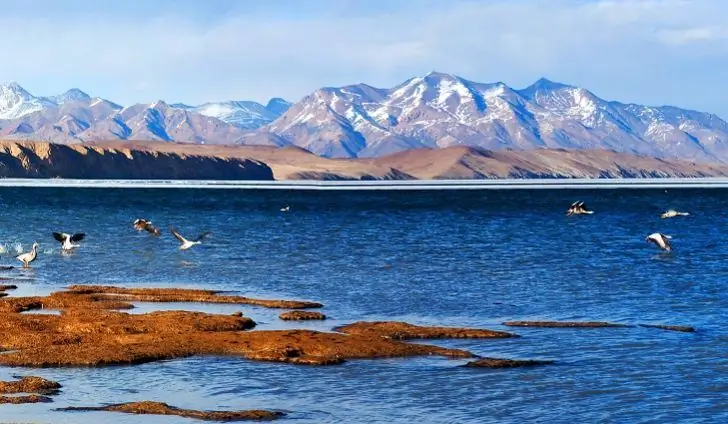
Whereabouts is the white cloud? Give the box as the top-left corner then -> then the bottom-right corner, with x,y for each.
0,0 -> 726,116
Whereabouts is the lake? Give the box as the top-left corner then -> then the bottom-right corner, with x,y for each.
0,186 -> 725,423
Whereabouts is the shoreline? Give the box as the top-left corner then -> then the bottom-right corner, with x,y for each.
1,177 -> 728,189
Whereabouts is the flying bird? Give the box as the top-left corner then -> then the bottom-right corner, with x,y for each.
280,206 -> 290,212
567,201 -> 593,216
16,242 -> 39,268
170,227 -> 211,250
646,232 -> 673,252
660,210 -> 690,219
133,218 -> 161,236
52,232 -> 85,251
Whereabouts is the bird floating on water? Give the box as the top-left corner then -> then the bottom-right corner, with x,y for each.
133,218 -> 161,236
280,206 -> 290,212
16,242 -> 39,268
170,227 -> 211,250
660,210 -> 690,219
567,201 -> 593,216
646,232 -> 672,252
52,232 -> 85,251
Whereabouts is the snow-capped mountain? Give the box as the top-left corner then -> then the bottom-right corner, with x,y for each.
256,71 -> 728,161
42,88 -> 92,105
0,83 -> 290,143
191,100 -> 283,129
0,82 -> 56,120
2,74 -> 728,162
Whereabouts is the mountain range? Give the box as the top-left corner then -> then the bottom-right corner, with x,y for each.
2,72 -> 728,163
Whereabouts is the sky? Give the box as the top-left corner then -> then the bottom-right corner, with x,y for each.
1,0 -> 727,116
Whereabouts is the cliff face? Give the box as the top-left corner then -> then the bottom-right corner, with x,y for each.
0,141 -> 273,180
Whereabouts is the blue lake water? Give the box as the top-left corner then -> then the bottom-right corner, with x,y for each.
0,187 -> 726,423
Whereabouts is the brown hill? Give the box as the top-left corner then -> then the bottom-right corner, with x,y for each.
0,140 -> 272,180
87,140 -> 728,180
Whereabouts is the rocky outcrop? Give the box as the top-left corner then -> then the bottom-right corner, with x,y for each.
335,321 -> 518,339
279,311 -> 327,321
639,324 -> 696,333
0,376 -> 61,404
0,285 -> 473,368
0,140 -> 273,180
463,358 -> 555,368
58,401 -> 285,421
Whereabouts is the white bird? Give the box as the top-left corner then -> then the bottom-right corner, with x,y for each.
16,242 -> 39,268
170,227 -> 211,250
646,232 -> 673,252
660,210 -> 690,219
52,232 -> 85,251
280,206 -> 290,212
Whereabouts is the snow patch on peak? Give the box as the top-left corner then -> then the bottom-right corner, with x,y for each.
0,82 -> 54,119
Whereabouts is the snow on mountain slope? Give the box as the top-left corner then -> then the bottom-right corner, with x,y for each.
0,82 -> 56,119
192,101 -> 280,129
259,71 -> 728,161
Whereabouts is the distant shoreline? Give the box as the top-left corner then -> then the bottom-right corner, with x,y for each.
2,178 -> 728,190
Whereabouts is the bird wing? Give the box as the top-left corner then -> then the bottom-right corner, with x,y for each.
144,223 -> 160,235
193,231 -> 211,242
52,232 -> 67,242
170,227 -> 187,243
70,233 -> 85,242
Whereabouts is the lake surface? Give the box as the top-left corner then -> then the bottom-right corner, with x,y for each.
0,187 -> 726,423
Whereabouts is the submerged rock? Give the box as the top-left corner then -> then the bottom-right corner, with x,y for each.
503,321 -> 629,328
639,324 -> 696,333
64,285 -> 324,309
336,321 -> 518,340
57,401 -> 284,421
279,311 -> 327,321
463,358 -> 555,368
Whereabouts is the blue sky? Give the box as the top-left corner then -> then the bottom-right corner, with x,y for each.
2,0 -> 727,117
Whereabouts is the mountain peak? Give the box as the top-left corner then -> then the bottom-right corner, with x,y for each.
266,97 -> 292,115
0,81 -> 32,97
423,71 -> 458,81
529,77 -> 570,91
517,77 -> 573,99
48,88 -> 92,104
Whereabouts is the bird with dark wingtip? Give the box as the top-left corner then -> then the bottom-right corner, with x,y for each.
566,201 -> 594,216
52,232 -> 85,251
646,232 -> 672,252
133,218 -> 161,236
170,227 -> 211,250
